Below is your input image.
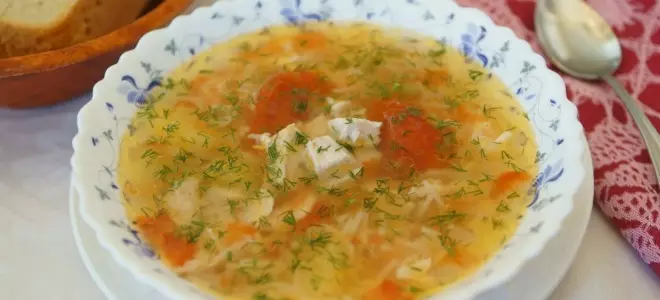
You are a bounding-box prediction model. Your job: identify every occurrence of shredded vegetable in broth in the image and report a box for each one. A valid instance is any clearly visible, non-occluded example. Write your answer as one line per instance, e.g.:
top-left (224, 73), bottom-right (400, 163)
top-left (119, 22), bottom-right (538, 300)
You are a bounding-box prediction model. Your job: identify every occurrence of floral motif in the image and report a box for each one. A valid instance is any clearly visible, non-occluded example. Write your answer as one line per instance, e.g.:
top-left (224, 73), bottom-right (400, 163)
top-left (109, 220), bottom-right (156, 259)
top-left (117, 75), bottom-right (161, 106)
top-left (529, 159), bottom-right (565, 206)
top-left (460, 23), bottom-right (489, 67)
top-left (513, 78), bottom-right (539, 102)
top-left (280, 0), bottom-right (325, 24)
top-left (489, 40), bottom-right (509, 69)
top-left (180, 35), bottom-right (211, 57)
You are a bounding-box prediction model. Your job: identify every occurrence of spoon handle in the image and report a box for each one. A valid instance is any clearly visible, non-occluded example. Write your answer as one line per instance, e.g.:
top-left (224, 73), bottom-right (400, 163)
top-left (602, 74), bottom-right (660, 183)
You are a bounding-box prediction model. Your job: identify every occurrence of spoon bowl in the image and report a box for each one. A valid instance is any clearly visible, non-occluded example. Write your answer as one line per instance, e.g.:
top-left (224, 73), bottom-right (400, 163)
top-left (534, 0), bottom-right (660, 182)
top-left (534, 0), bottom-right (621, 79)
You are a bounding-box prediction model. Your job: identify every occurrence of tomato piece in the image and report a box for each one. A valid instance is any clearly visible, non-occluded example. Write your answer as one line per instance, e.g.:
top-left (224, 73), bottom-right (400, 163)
top-left (363, 280), bottom-right (413, 300)
top-left (367, 100), bottom-right (443, 172)
top-left (491, 171), bottom-right (530, 197)
top-left (250, 71), bottom-right (332, 133)
top-left (136, 214), bottom-right (197, 267)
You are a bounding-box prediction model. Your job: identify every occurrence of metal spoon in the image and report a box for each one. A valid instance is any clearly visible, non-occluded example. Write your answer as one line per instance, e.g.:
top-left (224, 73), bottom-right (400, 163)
top-left (535, 0), bottom-right (660, 181)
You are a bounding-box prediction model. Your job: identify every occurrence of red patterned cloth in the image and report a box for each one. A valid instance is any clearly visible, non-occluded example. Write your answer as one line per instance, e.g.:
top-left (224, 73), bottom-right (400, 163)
top-left (455, 0), bottom-right (660, 276)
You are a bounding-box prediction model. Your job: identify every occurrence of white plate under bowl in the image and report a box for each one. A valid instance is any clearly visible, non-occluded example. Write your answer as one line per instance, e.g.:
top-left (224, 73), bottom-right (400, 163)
top-left (70, 136), bottom-right (594, 300)
top-left (72, 0), bottom-right (586, 299)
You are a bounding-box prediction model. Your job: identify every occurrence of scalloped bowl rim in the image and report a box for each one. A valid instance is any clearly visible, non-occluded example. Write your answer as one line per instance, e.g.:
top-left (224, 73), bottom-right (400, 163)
top-left (72, 0), bottom-right (586, 299)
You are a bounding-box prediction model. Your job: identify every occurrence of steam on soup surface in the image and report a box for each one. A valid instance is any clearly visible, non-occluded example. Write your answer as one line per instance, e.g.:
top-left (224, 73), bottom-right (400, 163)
top-left (119, 22), bottom-right (537, 299)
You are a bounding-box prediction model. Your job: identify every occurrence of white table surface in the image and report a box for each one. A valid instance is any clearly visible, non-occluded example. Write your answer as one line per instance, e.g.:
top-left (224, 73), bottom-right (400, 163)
top-left (1, 95), bottom-right (659, 300)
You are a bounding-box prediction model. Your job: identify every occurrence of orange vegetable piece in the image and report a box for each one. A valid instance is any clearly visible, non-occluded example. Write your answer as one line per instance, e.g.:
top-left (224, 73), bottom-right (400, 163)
top-left (349, 233), bottom-right (384, 246)
top-left (239, 38), bottom-right (286, 60)
top-left (295, 211), bottom-right (323, 233)
top-left (422, 69), bottom-right (450, 87)
top-left (491, 171), bottom-right (530, 197)
top-left (293, 31), bottom-right (328, 50)
top-left (190, 74), bottom-right (212, 92)
top-left (136, 214), bottom-right (197, 267)
top-left (188, 75), bottom-right (224, 103)
top-left (367, 233), bottom-right (385, 245)
top-left (249, 71), bottom-right (332, 133)
top-left (363, 280), bottom-right (413, 300)
top-left (294, 200), bottom-right (332, 233)
top-left (367, 100), bottom-right (443, 173)
top-left (451, 249), bottom-right (477, 267)
top-left (455, 103), bottom-right (486, 123)
top-left (224, 222), bottom-right (258, 244)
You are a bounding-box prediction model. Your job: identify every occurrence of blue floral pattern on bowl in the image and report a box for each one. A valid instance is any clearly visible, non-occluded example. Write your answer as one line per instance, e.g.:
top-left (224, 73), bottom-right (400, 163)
top-left (72, 1), bottom-right (586, 300)
top-left (117, 69), bottom-right (162, 106)
top-left (460, 23), bottom-right (489, 67)
top-left (280, 0), bottom-right (325, 23)
top-left (109, 219), bottom-right (157, 259)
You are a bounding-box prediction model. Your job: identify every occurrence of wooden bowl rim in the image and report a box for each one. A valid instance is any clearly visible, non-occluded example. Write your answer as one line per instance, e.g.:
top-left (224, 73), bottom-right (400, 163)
top-left (0, 0), bottom-right (194, 78)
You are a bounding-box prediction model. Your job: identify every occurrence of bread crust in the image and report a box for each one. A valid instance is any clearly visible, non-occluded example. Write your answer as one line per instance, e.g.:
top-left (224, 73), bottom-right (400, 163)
top-left (0, 0), bottom-right (149, 58)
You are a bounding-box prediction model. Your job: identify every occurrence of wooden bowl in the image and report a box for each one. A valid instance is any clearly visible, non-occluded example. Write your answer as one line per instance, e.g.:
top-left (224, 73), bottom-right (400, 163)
top-left (0, 0), bottom-right (194, 109)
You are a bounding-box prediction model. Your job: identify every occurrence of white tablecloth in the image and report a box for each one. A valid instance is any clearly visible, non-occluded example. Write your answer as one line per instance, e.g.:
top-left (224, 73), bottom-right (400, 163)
top-left (1, 95), bottom-right (659, 299)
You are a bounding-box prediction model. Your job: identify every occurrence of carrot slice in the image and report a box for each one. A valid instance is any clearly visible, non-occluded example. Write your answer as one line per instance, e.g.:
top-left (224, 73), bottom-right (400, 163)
top-left (363, 280), bottom-right (413, 300)
top-left (224, 222), bottom-right (258, 244)
top-left (136, 214), bottom-right (197, 267)
top-left (292, 31), bottom-right (328, 50)
top-left (367, 100), bottom-right (443, 173)
top-left (361, 158), bottom-right (383, 180)
top-left (367, 233), bottom-right (385, 245)
top-left (249, 71), bottom-right (332, 133)
top-left (491, 171), bottom-right (530, 197)
top-left (295, 211), bottom-right (323, 233)
top-left (293, 199), bottom-right (337, 233)
top-left (455, 103), bottom-right (486, 123)
top-left (422, 69), bottom-right (450, 87)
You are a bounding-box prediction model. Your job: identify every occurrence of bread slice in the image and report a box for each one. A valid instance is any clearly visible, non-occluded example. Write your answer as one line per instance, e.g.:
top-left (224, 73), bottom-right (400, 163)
top-left (0, 0), bottom-right (150, 58)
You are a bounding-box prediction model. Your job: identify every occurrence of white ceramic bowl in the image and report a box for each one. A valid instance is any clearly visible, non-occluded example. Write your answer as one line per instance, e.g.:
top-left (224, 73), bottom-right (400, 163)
top-left (72, 0), bottom-right (586, 299)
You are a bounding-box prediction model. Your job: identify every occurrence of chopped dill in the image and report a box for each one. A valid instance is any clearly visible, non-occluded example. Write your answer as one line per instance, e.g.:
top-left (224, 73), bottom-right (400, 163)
top-left (283, 140), bottom-right (297, 152)
top-left (293, 100), bottom-right (308, 114)
top-left (298, 174), bottom-right (318, 185)
top-left (294, 131), bottom-right (309, 145)
top-left (438, 234), bottom-right (457, 256)
top-left (492, 218), bottom-right (505, 230)
top-left (496, 201), bottom-right (511, 212)
top-left (432, 118), bottom-right (461, 129)
top-left (348, 167), bottom-right (364, 181)
top-left (336, 141), bottom-right (354, 153)
top-left (428, 210), bottom-right (466, 226)
top-left (501, 150), bottom-right (513, 160)
top-left (316, 145), bottom-right (331, 153)
top-left (257, 216), bottom-right (271, 230)
top-left (281, 210), bottom-right (296, 226)
top-left (267, 142), bottom-right (280, 161)
top-left (141, 148), bottom-right (160, 165)
top-left (306, 231), bottom-right (333, 249)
